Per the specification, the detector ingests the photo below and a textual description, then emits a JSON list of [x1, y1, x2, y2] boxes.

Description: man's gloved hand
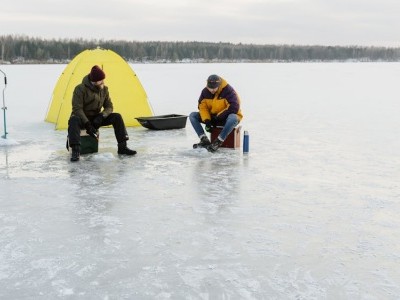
[[92, 113, 104, 129], [211, 115, 218, 125], [85, 121, 98, 139], [204, 120, 213, 133]]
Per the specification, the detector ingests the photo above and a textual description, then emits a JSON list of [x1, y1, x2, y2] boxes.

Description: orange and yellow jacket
[[197, 77, 243, 124]]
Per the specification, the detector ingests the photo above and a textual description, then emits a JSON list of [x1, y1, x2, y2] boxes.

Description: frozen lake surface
[[0, 62, 400, 299]]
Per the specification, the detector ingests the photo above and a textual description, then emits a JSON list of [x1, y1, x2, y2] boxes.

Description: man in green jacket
[[68, 65, 136, 162]]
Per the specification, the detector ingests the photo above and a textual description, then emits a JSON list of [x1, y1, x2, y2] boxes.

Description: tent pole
[[0, 69, 7, 139]]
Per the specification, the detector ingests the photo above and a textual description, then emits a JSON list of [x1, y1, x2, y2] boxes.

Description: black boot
[[118, 141, 137, 156], [207, 138, 223, 152], [70, 145, 80, 162], [193, 135, 211, 149]]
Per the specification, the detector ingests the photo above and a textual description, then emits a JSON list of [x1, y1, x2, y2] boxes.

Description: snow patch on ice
[[0, 138, 19, 146], [85, 152, 115, 161]]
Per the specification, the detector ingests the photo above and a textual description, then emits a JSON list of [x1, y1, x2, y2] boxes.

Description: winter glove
[[85, 122, 98, 139], [211, 115, 218, 125], [92, 113, 104, 129], [204, 120, 213, 133]]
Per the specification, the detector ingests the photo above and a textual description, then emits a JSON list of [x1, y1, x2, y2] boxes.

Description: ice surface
[[0, 63, 400, 299]]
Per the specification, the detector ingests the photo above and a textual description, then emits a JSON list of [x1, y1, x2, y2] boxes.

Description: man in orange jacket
[[189, 74, 243, 152]]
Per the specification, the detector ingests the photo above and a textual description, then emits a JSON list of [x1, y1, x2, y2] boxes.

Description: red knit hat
[[89, 65, 105, 82]]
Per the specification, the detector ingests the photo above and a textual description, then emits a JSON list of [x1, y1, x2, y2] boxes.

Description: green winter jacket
[[70, 75, 113, 125]]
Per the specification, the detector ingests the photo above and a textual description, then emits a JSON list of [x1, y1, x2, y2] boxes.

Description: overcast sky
[[0, 0, 399, 46]]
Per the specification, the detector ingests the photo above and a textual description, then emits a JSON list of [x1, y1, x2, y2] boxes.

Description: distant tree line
[[1, 35, 400, 64]]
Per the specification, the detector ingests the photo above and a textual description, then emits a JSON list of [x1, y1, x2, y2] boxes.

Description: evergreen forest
[[1, 35, 400, 64]]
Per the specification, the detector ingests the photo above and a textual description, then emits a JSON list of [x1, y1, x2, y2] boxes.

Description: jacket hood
[[217, 78, 228, 92], [82, 75, 101, 92]]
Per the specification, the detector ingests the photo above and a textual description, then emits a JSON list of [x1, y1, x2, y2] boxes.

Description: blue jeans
[[189, 112, 239, 141]]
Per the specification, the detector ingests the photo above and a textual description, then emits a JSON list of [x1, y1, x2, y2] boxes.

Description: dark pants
[[68, 113, 129, 145]]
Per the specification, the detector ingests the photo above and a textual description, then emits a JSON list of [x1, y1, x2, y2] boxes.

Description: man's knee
[[227, 114, 239, 124], [189, 111, 200, 121], [68, 115, 81, 128], [68, 115, 80, 124], [112, 112, 122, 119], [108, 112, 123, 123]]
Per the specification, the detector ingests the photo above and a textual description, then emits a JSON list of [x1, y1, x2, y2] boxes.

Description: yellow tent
[[45, 48, 153, 130]]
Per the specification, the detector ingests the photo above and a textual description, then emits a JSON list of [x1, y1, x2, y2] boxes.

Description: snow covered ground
[[0, 62, 400, 299]]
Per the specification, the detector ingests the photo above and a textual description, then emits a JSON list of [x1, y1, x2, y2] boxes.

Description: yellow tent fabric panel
[[45, 48, 153, 130], [45, 57, 79, 124]]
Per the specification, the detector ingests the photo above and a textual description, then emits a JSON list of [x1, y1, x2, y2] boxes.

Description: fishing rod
[[0, 68, 7, 139]]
